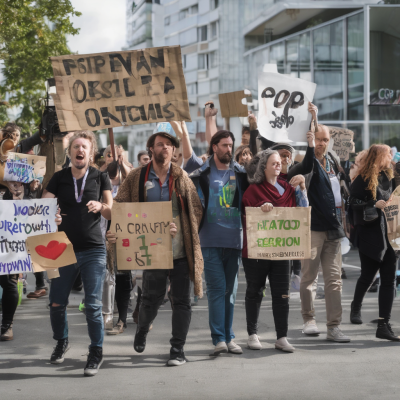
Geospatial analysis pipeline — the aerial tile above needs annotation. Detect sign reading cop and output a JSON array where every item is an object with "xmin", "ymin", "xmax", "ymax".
[{"xmin": 50, "ymin": 46, "xmax": 191, "ymax": 132}]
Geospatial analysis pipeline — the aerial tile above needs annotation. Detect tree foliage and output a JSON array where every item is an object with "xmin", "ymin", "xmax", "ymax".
[{"xmin": 0, "ymin": 0, "xmax": 81, "ymax": 134}]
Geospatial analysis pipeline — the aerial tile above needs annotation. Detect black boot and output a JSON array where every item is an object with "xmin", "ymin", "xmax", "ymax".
[
  {"xmin": 350, "ymin": 301, "xmax": 362, "ymax": 324},
  {"xmin": 133, "ymin": 327, "xmax": 148, "ymax": 353},
  {"xmin": 376, "ymin": 319, "xmax": 400, "ymax": 342}
]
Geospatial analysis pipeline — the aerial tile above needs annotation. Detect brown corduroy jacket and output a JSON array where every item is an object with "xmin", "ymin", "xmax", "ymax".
[{"xmin": 111, "ymin": 162, "xmax": 204, "ymax": 297}]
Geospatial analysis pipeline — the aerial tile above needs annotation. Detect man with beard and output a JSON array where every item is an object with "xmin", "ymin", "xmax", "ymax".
[
  {"xmin": 106, "ymin": 131, "xmax": 203, "ymax": 366},
  {"xmin": 190, "ymin": 131, "xmax": 248, "ymax": 355},
  {"xmin": 43, "ymin": 130, "xmax": 113, "ymax": 376},
  {"xmin": 299, "ymin": 125, "xmax": 350, "ymax": 343}
]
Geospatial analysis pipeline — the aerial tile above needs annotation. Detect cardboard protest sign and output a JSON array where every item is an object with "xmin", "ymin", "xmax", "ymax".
[
  {"xmin": 0, "ymin": 199, "xmax": 58, "ymax": 275},
  {"xmin": 328, "ymin": 127, "xmax": 355, "ymax": 161},
  {"xmin": 219, "ymin": 90, "xmax": 249, "ymax": 118},
  {"xmin": 246, "ymin": 206, "xmax": 311, "ymax": 260},
  {"xmin": 0, "ymin": 152, "xmax": 46, "ymax": 183},
  {"xmin": 31, "ymin": 261, "xmax": 60, "ymax": 279},
  {"xmin": 384, "ymin": 186, "xmax": 400, "ymax": 251},
  {"xmin": 26, "ymin": 231, "xmax": 76, "ymax": 269},
  {"xmin": 111, "ymin": 202, "xmax": 173, "ymax": 270},
  {"xmin": 258, "ymin": 73, "xmax": 316, "ymax": 143},
  {"xmin": 49, "ymin": 46, "xmax": 191, "ymax": 132}
]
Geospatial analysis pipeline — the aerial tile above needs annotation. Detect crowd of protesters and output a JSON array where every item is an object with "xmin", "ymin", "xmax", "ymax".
[{"xmin": 1, "ymin": 100, "xmax": 400, "ymax": 377}]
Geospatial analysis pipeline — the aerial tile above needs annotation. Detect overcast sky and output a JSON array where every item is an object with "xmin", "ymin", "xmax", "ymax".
[{"xmin": 67, "ymin": 0, "xmax": 127, "ymax": 55}]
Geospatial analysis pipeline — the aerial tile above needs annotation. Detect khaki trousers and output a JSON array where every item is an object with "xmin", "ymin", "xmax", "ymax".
[{"xmin": 300, "ymin": 230, "xmax": 343, "ymax": 327}]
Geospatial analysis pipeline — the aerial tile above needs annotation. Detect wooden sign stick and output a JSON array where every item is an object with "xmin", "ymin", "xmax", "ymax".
[{"xmin": 108, "ymin": 127, "xmax": 117, "ymax": 160}]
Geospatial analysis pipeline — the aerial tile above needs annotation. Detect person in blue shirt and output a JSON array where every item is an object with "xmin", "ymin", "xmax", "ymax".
[{"xmin": 190, "ymin": 129, "xmax": 249, "ymax": 355}]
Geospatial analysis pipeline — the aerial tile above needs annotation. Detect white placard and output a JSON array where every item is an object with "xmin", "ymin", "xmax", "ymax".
[
  {"xmin": 258, "ymin": 72, "xmax": 316, "ymax": 143},
  {"xmin": 0, "ymin": 199, "xmax": 58, "ymax": 275}
]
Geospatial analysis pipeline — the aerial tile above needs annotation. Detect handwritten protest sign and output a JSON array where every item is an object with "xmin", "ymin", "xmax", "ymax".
[
  {"xmin": 111, "ymin": 202, "xmax": 173, "ymax": 270},
  {"xmin": 26, "ymin": 231, "xmax": 76, "ymax": 269},
  {"xmin": 49, "ymin": 46, "xmax": 191, "ymax": 132},
  {"xmin": 328, "ymin": 127, "xmax": 355, "ymax": 161},
  {"xmin": 246, "ymin": 206, "xmax": 311, "ymax": 260},
  {"xmin": 0, "ymin": 153, "xmax": 46, "ymax": 183},
  {"xmin": 219, "ymin": 90, "xmax": 249, "ymax": 118},
  {"xmin": 384, "ymin": 186, "xmax": 400, "ymax": 251},
  {"xmin": 0, "ymin": 199, "xmax": 57, "ymax": 275},
  {"xmin": 258, "ymin": 73, "xmax": 316, "ymax": 143}
]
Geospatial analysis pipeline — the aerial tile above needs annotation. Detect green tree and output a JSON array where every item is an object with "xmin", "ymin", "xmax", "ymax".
[{"xmin": 0, "ymin": 0, "xmax": 81, "ymax": 135}]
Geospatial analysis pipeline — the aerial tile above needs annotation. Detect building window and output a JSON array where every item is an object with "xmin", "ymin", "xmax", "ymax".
[
  {"xmin": 164, "ymin": 16, "xmax": 170, "ymax": 26},
  {"xmin": 211, "ymin": 21, "xmax": 218, "ymax": 39},
  {"xmin": 182, "ymin": 54, "xmax": 186, "ymax": 69},
  {"xmin": 198, "ymin": 25, "xmax": 208, "ymax": 42},
  {"xmin": 209, "ymin": 51, "xmax": 218, "ymax": 68},
  {"xmin": 210, "ymin": 78, "xmax": 219, "ymax": 93},
  {"xmin": 210, "ymin": 0, "xmax": 219, "ymax": 10},
  {"xmin": 187, "ymin": 83, "xmax": 197, "ymax": 95},
  {"xmin": 198, "ymin": 53, "xmax": 209, "ymax": 70},
  {"xmin": 190, "ymin": 5, "xmax": 198, "ymax": 14},
  {"xmin": 179, "ymin": 9, "xmax": 189, "ymax": 20}
]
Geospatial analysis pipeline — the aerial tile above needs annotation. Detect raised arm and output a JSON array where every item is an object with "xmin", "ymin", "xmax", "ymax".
[
  {"xmin": 205, "ymin": 101, "xmax": 218, "ymax": 144},
  {"xmin": 170, "ymin": 120, "xmax": 193, "ymax": 161}
]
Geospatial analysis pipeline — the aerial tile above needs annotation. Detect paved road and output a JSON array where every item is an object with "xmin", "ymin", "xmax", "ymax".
[{"xmin": 1, "ymin": 250, "xmax": 400, "ymax": 400}]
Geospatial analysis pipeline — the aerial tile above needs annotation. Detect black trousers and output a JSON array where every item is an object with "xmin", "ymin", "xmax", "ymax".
[
  {"xmin": 292, "ymin": 260, "xmax": 301, "ymax": 276},
  {"xmin": 115, "ymin": 273, "xmax": 133, "ymax": 324},
  {"xmin": 138, "ymin": 257, "xmax": 191, "ymax": 350},
  {"xmin": 34, "ymin": 272, "xmax": 46, "ymax": 290},
  {"xmin": 243, "ymin": 258, "xmax": 290, "ymax": 339},
  {"xmin": 353, "ymin": 245, "xmax": 397, "ymax": 320},
  {"xmin": 0, "ymin": 274, "xmax": 19, "ymax": 326}
]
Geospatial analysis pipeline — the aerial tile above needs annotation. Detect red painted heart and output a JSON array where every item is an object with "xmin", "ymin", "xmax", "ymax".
[{"xmin": 35, "ymin": 240, "xmax": 67, "ymax": 260}]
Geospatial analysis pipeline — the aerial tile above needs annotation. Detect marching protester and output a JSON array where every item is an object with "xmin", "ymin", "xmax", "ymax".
[
  {"xmin": 348, "ymin": 145, "xmax": 400, "ymax": 340},
  {"xmin": 43, "ymin": 130, "xmax": 113, "ymax": 376},
  {"xmin": 106, "ymin": 131, "xmax": 203, "ymax": 366},
  {"xmin": 190, "ymin": 123, "xmax": 248, "ymax": 355},
  {"xmin": 242, "ymin": 149, "xmax": 309, "ymax": 352},
  {"xmin": 137, "ymin": 150, "xmax": 150, "ymax": 167},
  {"xmin": 299, "ymin": 124, "xmax": 350, "ymax": 342},
  {"xmin": 234, "ymin": 145, "xmax": 253, "ymax": 166}
]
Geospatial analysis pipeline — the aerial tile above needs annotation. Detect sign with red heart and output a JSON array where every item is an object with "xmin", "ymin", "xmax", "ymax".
[
  {"xmin": 26, "ymin": 232, "xmax": 76, "ymax": 269},
  {"xmin": 35, "ymin": 241, "xmax": 67, "ymax": 260}
]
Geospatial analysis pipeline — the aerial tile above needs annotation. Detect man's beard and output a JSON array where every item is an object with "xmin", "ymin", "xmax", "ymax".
[
  {"xmin": 153, "ymin": 151, "xmax": 169, "ymax": 165},
  {"xmin": 315, "ymin": 147, "xmax": 327, "ymax": 158},
  {"xmin": 217, "ymin": 152, "xmax": 232, "ymax": 164}
]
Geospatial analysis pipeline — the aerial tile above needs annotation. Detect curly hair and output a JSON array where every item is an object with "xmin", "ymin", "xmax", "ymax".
[
  {"xmin": 67, "ymin": 130, "xmax": 98, "ymax": 168},
  {"xmin": 245, "ymin": 149, "xmax": 279, "ymax": 185},
  {"xmin": 359, "ymin": 144, "xmax": 393, "ymax": 200}
]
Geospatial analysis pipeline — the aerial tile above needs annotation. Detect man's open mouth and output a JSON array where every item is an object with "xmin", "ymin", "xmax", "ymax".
[{"xmin": 76, "ymin": 155, "xmax": 84, "ymax": 160}]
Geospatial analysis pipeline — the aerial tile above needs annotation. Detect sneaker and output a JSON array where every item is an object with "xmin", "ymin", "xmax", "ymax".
[
  {"xmin": 247, "ymin": 334, "xmax": 262, "ymax": 350},
  {"xmin": 78, "ymin": 300, "xmax": 85, "ymax": 313},
  {"xmin": 327, "ymin": 326, "xmax": 351, "ymax": 343},
  {"xmin": 84, "ymin": 346, "xmax": 103, "ymax": 376},
  {"xmin": 103, "ymin": 314, "xmax": 113, "ymax": 331},
  {"xmin": 107, "ymin": 320, "xmax": 125, "ymax": 335},
  {"xmin": 376, "ymin": 320, "xmax": 400, "ymax": 342},
  {"xmin": 302, "ymin": 320, "xmax": 320, "ymax": 336},
  {"xmin": 275, "ymin": 337, "xmax": 295, "ymax": 353},
  {"xmin": 291, "ymin": 275, "xmax": 301, "ymax": 291},
  {"xmin": 227, "ymin": 341, "xmax": 243, "ymax": 354},
  {"xmin": 0, "ymin": 323, "xmax": 13, "ymax": 341},
  {"xmin": 213, "ymin": 341, "xmax": 228, "ymax": 355},
  {"xmin": 167, "ymin": 347, "xmax": 188, "ymax": 366},
  {"xmin": 50, "ymin": 339, "xmax": 70, "ymax": 364}
]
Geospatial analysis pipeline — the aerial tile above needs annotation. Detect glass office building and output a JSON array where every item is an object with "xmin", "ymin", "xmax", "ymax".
[{"xmin": 243, "ymin": 4, "xmax": 400, "ymax": 152}]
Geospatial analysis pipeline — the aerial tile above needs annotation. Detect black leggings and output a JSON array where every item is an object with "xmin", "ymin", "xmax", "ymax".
[
  {"xmin": 34, "ymin": 272, "xmax": 46, "ymax": 290},
  {"xmin": 243, "ymin": 258, "xmax": 290, "ymax": 339},
  {"xmin": 115, "ymin": 273, "xmax": 133, "ymax": 324},
  {"xmin": 353, "ymin": 245, "xmax": 397, "ymax": 320},
  {"xmin": 0, "ymin": 274, "xmax": 19, "ymax": 326},
  {"xmin": 291, "ymin": 260, "xmax": 301, "ymax": 276}
]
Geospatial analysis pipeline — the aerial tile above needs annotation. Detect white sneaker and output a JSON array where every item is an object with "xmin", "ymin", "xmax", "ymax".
[
  {"xmin": 247, "ymin": 334, "xmax": 262, "ymax": 350},
  {"xmin": 327, "ymin": 326, "xmax": 351, "ymax": 343},
  {"xmin": 275, "ymin": 337, "xmax": 295, "ymax": 353},
  {"xmin": 302, "ymin": 320, "xmax": 320, "ymax": 336},
  {"xmin": 213, "ymin": 341, "xmax": 228, "ymax": 355},
  {"xmin": 227, "ymin": 340, "xmax": 243, "ymax": 354},
  {"xmin": 291, "ymin": 275, "xmax": 301, "ymax": 291}
]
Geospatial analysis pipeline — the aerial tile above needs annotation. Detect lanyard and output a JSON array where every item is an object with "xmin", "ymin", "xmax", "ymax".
[{"xmin": 73, "ymin": 167, "xmax": 89, "ymax": 203}]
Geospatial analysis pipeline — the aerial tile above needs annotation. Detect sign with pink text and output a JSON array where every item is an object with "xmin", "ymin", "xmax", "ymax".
[{"xmin": 111, "ymin": 202, "xmax": 173, "ymax": 270}]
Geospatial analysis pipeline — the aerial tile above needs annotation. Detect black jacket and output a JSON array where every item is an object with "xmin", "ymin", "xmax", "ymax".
[{"xmin": 349, "ymin": 172, "xmax": 393, "ymax": 262}]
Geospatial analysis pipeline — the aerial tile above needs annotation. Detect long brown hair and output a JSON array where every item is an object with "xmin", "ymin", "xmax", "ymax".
[{"xmin": 359, "ymin": 144, "xmax": 393, "ymax": 199}]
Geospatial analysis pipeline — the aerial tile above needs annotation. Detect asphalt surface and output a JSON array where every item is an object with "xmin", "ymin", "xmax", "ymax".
[{"xmin": 1, "ymin": 250, "xmax": 400, "ymax": 400}]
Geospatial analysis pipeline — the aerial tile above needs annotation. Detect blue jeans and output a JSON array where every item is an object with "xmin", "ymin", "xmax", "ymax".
[
  {"xmin": 49, "ymin": 247, "xmax": 106, "ymax": 348},
  {"xmin": 202, "ymin": 247, "xmax": 241, "ymax": 346}
]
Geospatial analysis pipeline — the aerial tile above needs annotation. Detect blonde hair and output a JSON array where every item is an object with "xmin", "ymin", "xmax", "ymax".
[
  {"xmin": 359, "ymin": 144, "xmax": 393, "ymax": 200},
  {"xmin": 68, "ymin": 130, "xmax": 98, "ymax": 168}
]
